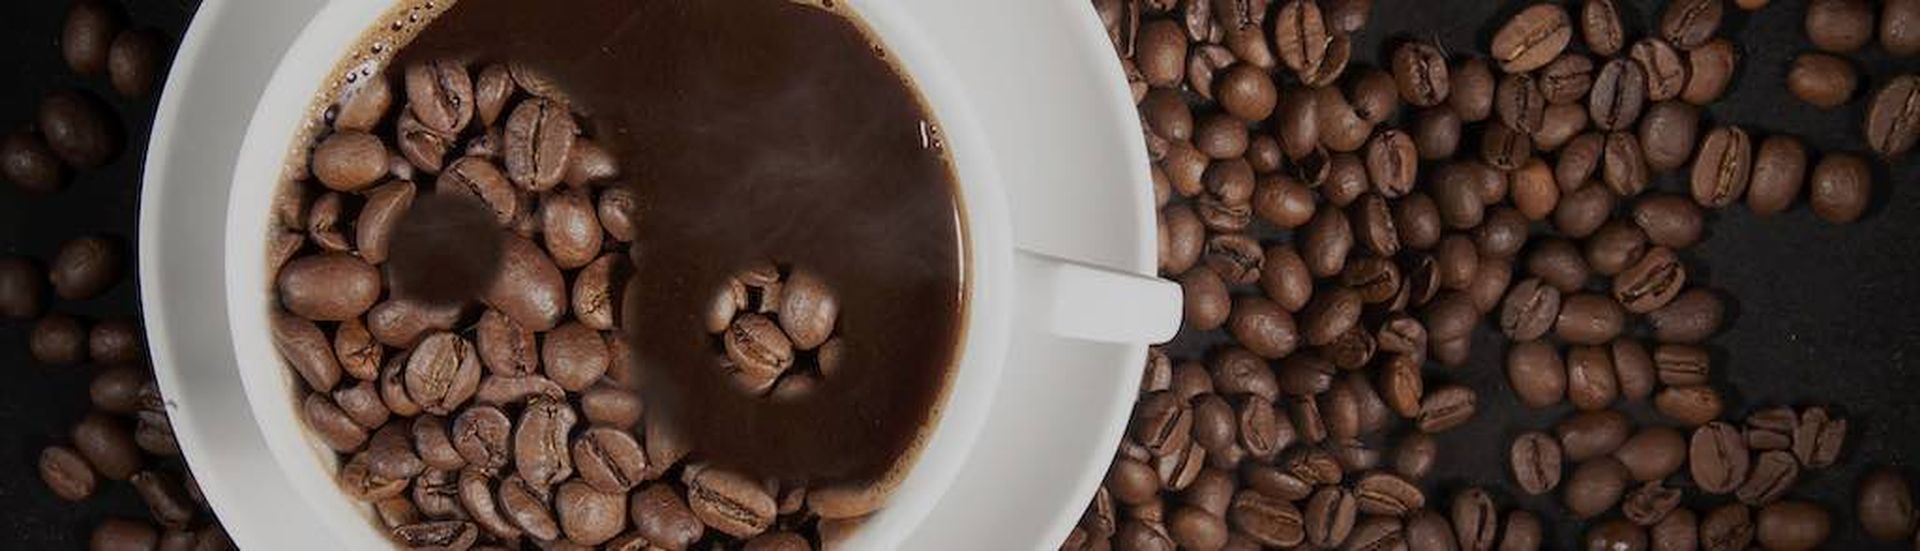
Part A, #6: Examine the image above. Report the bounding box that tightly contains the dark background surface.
[1162,0,1920,549]
[0,0,198,547]
[0,0,1917,548]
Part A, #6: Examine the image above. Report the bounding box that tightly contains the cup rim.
[218,0,1018,548]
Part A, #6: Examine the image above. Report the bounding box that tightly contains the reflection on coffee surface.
[269,0,966,547]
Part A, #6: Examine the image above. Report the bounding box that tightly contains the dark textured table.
[2,0,1918,549]
[0,0,198,546]
[1164,1,1920,549]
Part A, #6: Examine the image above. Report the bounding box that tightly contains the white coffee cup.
[143,0,1171,548]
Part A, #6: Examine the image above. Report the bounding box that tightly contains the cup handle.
[1013,249,1182,344]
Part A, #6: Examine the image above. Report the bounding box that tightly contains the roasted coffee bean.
[1272,88,1322,162]
[30,314,87,367]
[1631,194,1704,250]
[1691,422,1750,494]
[1565,345,1619,411]
[72,412,141,481]
[279,252,381,322]
[1511,431,1564,495]
[1298,32,1352,87]
[1810,152,1873,224]
[555,479,627,545]
[1300,287,1361,348]
[39,445,96,501]
[1554,293,1624,345]
[1363,132,1417,200]
[1682,38,1738,104]
[1133,391,1196,457]
[1632,39,1689,103]
[1391,41,1450,107]
[1555,185,1615,239]
[1522,238,1585,293]
[450,406,511,471]
[1316,87,1373,153]
[408,415,464,472]
[1498,278,1561,341]
[0,131,67,194]
[1351,470,1428,518]
[1192,394,1237,455]
[37,90,120,168]
[1301,207,1353,277]
[1564,457,1630,518]
[1493,4,1572,73]
[1386,432,1437,482]
[1348,68,1402,125]
[50,235,123,301]
[1536,53,1595,105]
[1181,268,1231,331]
[1587,519,1649,551]
[404,333,482,415]
[89,365,145,414]
[1533,102,1588,151]
[1582,222,1646,279]
[1169,505,1229,550]
[1653,509,1699,551]
[1583,0,1626,56]
[514,397,577,489]
[1203,233,1261,287]
[1449,57,1496,123]
[1216,64,1278,122]
[1252,175,1315,232]
[1405,509,1456,551]
[1450,488,1497,551]
[1611,340,1658,396]
[1808,0,1875,53]
[1886,0,1920,55]
[1559,410,1631,463]
[105,27,163,98]
[1637,101,1699,174]
[1403,108,1462,162]
[1480,120,1532,171]
[1690,125,1753,208]
[1497,510,1542,551]
[1417,385,1475,434]
[1495,74,1546,135]
[1756,501,1830,550]
[128,470,195,529]
[1859,468,1919,541]
[1272,0,1329,75]
[1197,115,1251,160]
[1646,288,1723,343]
[333,381,392,430]
[92,518,158,551]
[1652,344,1710,387]
[1434,165,1489,230]
[1746,134,1809,216]
[1555,133,1602,193]
[502,98,577,191]
[1303,486,1358,547]
[1602,131,1649,197]
[406,60,475,136]
[1616,426,1688,482]
[1340,256,1401,305]
[1501,160,1557,223]
[1475,206,1529,260]
[1614,246,1685,314]
[1163,205,1206,276]
[1794,406,1847,468]
[1591,59,1648,132]
[1506,341,1566,408]
[62,0,123,76]
[1737,450,1800,506]
[1745,406,1798,451]
[1660,0,1723,49]
[1623,481,1684,526]
[1655,384,1725,426]
[1702,503,1756,550]
[1788,53,1857,108]
[1231,490,1306,547]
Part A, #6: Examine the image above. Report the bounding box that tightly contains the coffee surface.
[396,0,967,483]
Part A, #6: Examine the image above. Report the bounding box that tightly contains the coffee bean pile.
[1070,0,1918,549]
[1,1,235,549]
[704,262,843,400]
[276,55,864,549]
